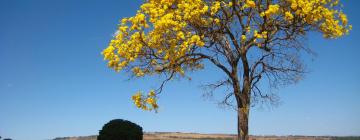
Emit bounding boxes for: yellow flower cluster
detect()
[254,30,268,39]
[260,4,280,17]
[245,0,256,8]
[211,1,221,15]
[131,90,158,111]
[132,67,145,77]
[283,0,351,38]
[241,35,247,41]
[284,11,294,21]
[102,0,214,77]
[103,0,351,74]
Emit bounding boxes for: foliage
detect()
[97,119,143,140]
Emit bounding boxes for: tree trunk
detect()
[233,52,251,140]
[237,102,250,140]
[234,81,251,140]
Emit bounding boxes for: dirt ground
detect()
[144,132,333,140]
[54,132,355,140]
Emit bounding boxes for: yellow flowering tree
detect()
[102,0,351,139]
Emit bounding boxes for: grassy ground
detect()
[53,132,360,140]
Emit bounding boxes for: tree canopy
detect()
[102,0,350,111]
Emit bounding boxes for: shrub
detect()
[98,119,143,140]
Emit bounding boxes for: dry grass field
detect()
[143,132,338,140]
[54,132,360,140]
[144,132,236,140]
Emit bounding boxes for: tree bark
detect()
[231,49,251,140]
[237,100,250,140]
[234,77,251,140]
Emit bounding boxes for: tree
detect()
[98,119,143,140]
[101,0,351,140]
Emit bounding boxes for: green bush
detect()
[98,119,143,140]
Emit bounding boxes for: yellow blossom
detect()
[285,11,294,21]
[245,0,256,8]
[211,1,221,15]
[261,4,279,17]
[228,2,233,7]
[241,35,247,41]
[132,67,145,77]
[131,90,158,111]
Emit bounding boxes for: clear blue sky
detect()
[0,0,359,140]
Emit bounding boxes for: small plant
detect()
[98,119,143,140]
